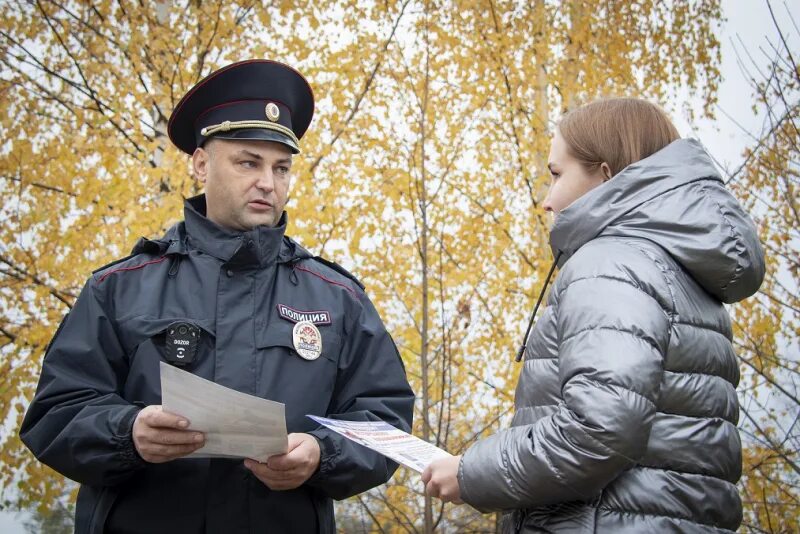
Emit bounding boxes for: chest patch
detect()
[277,304,331,325]
[293,321,322,361]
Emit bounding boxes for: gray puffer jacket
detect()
[458,139,765,533]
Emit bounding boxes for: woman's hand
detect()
[422,455,464,504]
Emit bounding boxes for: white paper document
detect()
[307,415,451,472]
[160,362,288,462]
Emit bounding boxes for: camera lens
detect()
[178,325,188,335]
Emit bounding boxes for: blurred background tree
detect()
[725,3,799,531]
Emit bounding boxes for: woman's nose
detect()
[543,187,553,212]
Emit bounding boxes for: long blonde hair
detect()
[557,98,680,177]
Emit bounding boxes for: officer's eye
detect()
[276,166,291,175]
[239,160,258,169]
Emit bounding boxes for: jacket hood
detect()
[549,138,765,303]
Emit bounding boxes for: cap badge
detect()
[265,102,280,122]
[292,321,322,361]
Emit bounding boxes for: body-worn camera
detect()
[164,321,200,367]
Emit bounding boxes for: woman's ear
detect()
[600,162,612,182]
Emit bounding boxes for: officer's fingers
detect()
[243,459,267,475]
[136,425,200,447]
[264,452,298,471]
[133,408,160,454]
[285,432,312,452]
[150,429,204,446]
[285,433,302,451]
[146,442,203,459]
[244,462,290,489]
[245,459,284,477]
[261,436,302,470]
[147,407,191,430]
[262,470,297,482]
[267,438,317,471]
[245,461,302,485]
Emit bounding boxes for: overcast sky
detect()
[676,0,791,174]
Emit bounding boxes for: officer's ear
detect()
[192,144,211,184]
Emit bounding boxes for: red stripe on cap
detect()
[99,255,169,283]
[193,98,295,126]
[294,265,359,298]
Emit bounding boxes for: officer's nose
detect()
[254,169,276,193]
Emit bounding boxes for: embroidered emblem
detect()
[265,102,280,122]
[292,321,322,361]
[277,304,331,325]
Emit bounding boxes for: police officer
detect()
[20,60,415,534]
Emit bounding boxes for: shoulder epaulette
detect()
[92,253,138,275]
[312,256,366,290]
[131,237,170,256]
[91,237,168,275]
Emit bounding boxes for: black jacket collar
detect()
[183,194,287,268]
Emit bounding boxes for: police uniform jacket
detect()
[20,195,415,534]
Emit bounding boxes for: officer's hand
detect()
[132,405,205,463]
[422,454,464,504]
[244,433,321,491]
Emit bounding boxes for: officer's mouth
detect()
[247,199,273,212]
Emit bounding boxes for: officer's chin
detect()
[241,212,278,230]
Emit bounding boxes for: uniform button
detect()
[226,269,234,277]
[246,240,255,248]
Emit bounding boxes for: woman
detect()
[423,98,765,532]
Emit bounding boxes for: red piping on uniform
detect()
[293,265,359,298]
[99,256,169,283]
[194,98,295,125]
